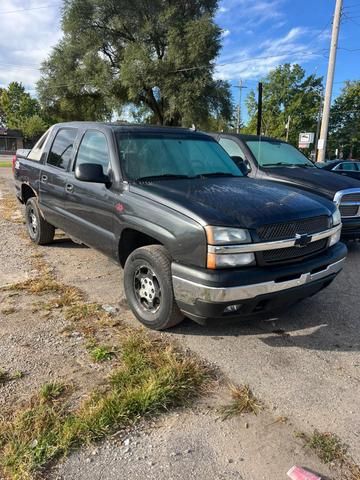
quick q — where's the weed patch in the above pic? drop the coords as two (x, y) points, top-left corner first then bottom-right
(0, 370), (23, 385)
(298, 430), (360, 480)
(219, 384), (262, 420)
(87, 344), (115, 362)
(0, 333), (209, 479)
(40, 382), (66, 402)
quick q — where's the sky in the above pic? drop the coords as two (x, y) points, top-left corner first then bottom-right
(0, 0), (359, 115)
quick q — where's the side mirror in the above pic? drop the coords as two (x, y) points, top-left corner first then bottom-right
(231, 156), (250, 176)
(75, 163), (109, 184)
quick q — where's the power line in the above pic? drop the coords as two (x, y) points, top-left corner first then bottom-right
(0, 3), (61, 15)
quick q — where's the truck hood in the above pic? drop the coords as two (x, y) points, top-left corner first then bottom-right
(261, 166), (360, 199)
(130, 177), (335, 229)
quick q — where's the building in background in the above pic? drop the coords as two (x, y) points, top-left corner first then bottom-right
(0, 127), (23, 155)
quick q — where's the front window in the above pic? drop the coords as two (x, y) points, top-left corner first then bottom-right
(246, 139), (314, 168)
(116, 133), (243, 181)
(74, 130), (110, 174)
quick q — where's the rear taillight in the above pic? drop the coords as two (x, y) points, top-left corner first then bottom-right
(12, 155), (16, 174)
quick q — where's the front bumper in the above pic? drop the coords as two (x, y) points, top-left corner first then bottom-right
(172, 242), (347, 322)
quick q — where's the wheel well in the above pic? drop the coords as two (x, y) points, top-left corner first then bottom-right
(21, 184), (36, 204)
(119, 229), (162, 267)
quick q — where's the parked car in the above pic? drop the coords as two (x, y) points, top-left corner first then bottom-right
(210, 133), (360, 239)
(320, 160), (360, 180)
(14, 122), (346, 330)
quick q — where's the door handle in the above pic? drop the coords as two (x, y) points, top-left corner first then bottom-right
(41, 174), (48, 183)
(65, 183), (74, 193)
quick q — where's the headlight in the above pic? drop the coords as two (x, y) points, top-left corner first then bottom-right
(332, 207), (341, 226)
(205, 226), (251, 245)
(207, 252), (256, 269)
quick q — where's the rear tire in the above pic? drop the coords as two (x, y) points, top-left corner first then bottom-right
(124, 245), (184, 330)
(25, 198), (55, 245)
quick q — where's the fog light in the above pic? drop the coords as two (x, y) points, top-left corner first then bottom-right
(224, 304), (243, 313)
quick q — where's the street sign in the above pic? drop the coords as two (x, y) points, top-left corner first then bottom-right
(299, 132), (314, 149)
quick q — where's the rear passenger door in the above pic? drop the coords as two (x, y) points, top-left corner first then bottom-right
(64, 129), (116, 256)
(39, 127), (78, 231)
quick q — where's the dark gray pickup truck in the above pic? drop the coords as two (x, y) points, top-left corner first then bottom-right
(14, 122), (346, 329)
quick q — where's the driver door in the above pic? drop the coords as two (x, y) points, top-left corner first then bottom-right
(64, 129), (117, 256)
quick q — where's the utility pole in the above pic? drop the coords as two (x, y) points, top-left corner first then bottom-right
(317, 0), (343, 162)
(285, 115), (291, 142)
(314, 95), (323, 159)
(257, 82), (263, 136)
(234, 80), (247, 134)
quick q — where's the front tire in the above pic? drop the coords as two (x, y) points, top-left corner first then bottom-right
(124, 245), (184, 330)
(25, 198), (55, 245)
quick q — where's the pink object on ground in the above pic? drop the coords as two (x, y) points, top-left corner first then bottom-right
(287, 466), (322, 480)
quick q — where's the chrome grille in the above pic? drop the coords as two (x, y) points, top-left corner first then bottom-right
(340, 193), (360, 203)
(257, 216), (330, 241)
(340, 205), (359, 217)
(262, 239), (328, 264)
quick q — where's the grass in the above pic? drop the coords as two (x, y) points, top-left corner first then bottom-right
(40, 382), (66, 402)
(299, 430), (348, 464)
(299, 430), (360, 480)
(87, 344), (115, 362)
(64, 302), (103, 322)
(219, 384), (262, 420)
(0, 162), (12, 168)
(0, 196), (22, 223)
(0, 333), (209, 479)
(47, 286), (83, 309)
(0, 370), (23, 385)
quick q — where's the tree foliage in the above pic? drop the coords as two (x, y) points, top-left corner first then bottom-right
(244, 64), (322, 146)
(37, 0), (233, 126)
(0, 82), (48, 141)
(0, 82), (40, 129)
(329, 81), (360, 159)
(21, 115), (49, 141)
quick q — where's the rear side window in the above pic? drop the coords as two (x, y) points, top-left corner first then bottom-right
(74, 130), (110, 173)
(335, 162), (359, 171)
(47, 128), (78, 170)
(28, 129), (51, 161)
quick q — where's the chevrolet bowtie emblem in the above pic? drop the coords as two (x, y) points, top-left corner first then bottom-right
(294, 233), (312, 247)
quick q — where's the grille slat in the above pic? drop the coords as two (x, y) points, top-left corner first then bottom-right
(256, 216), (330, 265)
(257, 216), (330, 242)
(340, 205), (359, 217)
(262, 239), (328, 264)
(340, 193), (360, 203)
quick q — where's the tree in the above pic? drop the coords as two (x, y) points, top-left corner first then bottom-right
(0, 87), (6, 126)
(329, 81), (360, 159)
(37, 0), (232, 126)
(0, 82), (40, 130)
(22, 115), (48, 142)
(244, 64), (323, 146)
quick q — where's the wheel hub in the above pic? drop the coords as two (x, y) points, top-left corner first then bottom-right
(134, 265), (161, 313)
(29, 209), (38, 234)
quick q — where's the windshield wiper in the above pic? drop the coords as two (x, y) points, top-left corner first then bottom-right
(264, 162), (314, 168)
(195, 172), (240, 178)
(135, 174), (192, 182)
(292, 163), (314, 168)
(263, 162), (295, 167)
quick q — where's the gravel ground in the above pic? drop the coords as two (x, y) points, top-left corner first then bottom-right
(0, 167), (357, 479)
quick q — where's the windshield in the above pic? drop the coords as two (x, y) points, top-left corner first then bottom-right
(116, 133), (243, 181)
(246, 139), (314, 168)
